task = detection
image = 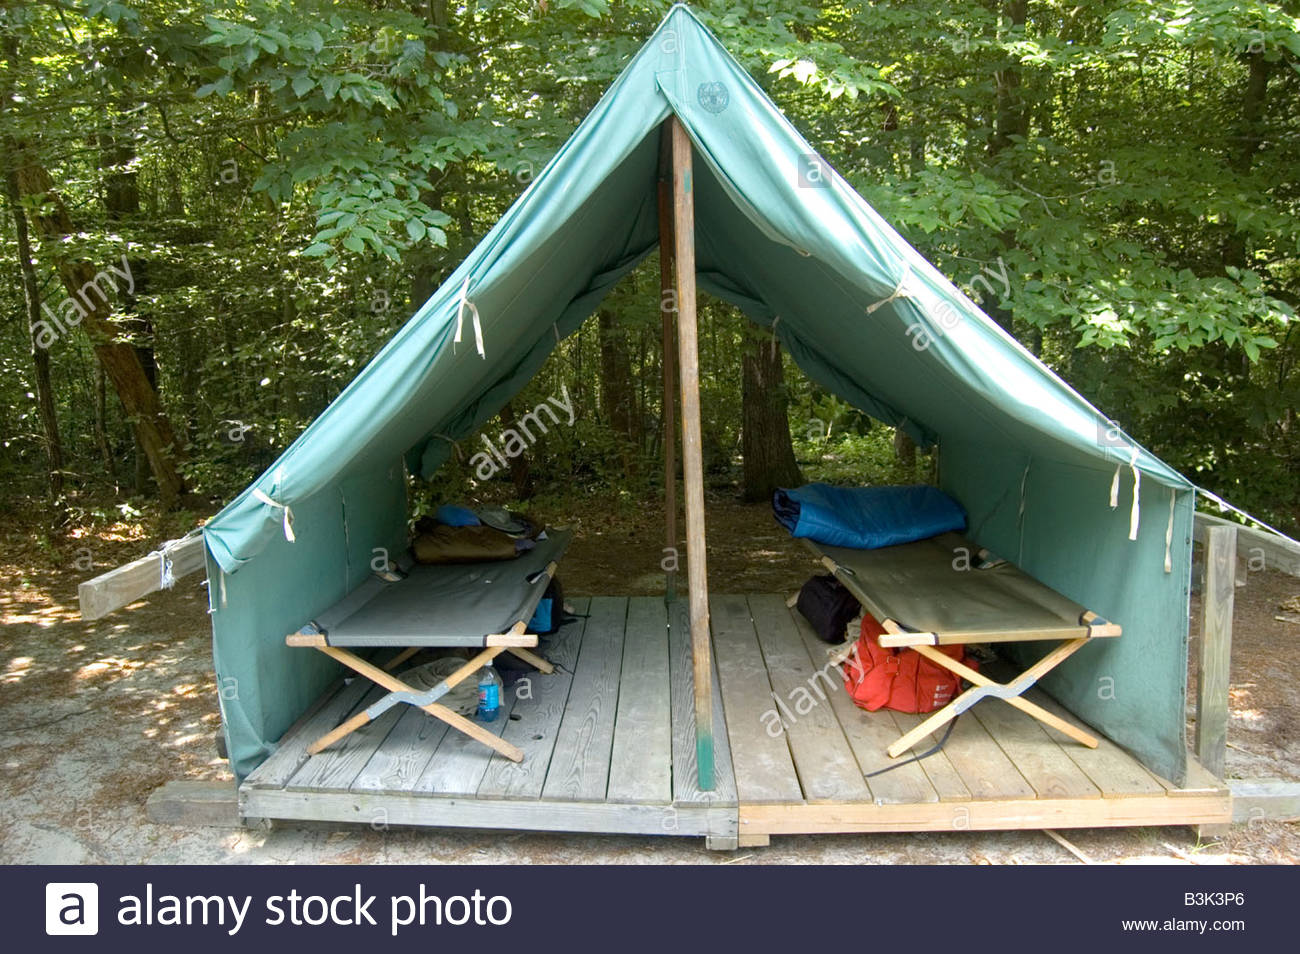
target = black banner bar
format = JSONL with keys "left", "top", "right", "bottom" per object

{"left": 10, "top": 864, "right": 1291, "bottom": 952}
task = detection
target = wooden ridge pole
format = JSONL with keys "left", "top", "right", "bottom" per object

{"left": 669, "top": 115, "right": 713, "bottom": 791}
{"left": 657, "top": 123, "right": 679, "bottom": 603}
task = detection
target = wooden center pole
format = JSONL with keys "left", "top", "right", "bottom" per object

{"left": 669, "top": 116, "right": 713, "bottom": 791}
{"left": 657, "top": 123, "right": 679, "bottom": 603}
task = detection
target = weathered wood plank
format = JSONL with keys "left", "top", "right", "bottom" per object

{"left": 411, "top": 690, "right": 517, "bottom": 796}
{"left": 79, "top": 532, "right": 207, "bottom": 620}
{"left": 351, "top": 701, "right": 449, "bottom": 793}
{"left": 244, "top": 676, "right": 370, "bottom": 790}
{"left": 241, "top": 788, "right": 730, "bottom": 837}
{"left": 1196, "top": 524, "right": 1236, "bottom": 779}
{"left": 972, "top": 696, "right": 1102, "bottom": 799}
{"left": 147, "top": 780, "right": 239, "bottom": 828}
{"left": 657, "top": 125, "right": 678, "bottom": 602}
{"left": 1194, "top": 511, "right": 1300, "bottom": 578}
{"left": 288, "top": 686, "right": 403, "bottom": 791}
{"left": 929, "top": 710, "right": 1035, "bottom": 800}
{"left": 1231, "top": 778, "right": 1300, "bottom": 821}
{"left": 789, "top": 611, "right": 940, "bottom": 805}
{"left": 887, "top": 711, "right": 972, "bottom": 801}
{"left": 1021, "top": 687, "right": 1167, "bottom": 797}
{"left": 670, "top": 115, "right": 714, "bottom": 792}
{"left": 740, "top": 790, "right": 1231, "bottom": 835}
{"left": 669, "top": 597, "right": 738, "bottom": 805}
{"left": 476, "top": 599, "right": 587, "bottom": 799}
{"left": 541, "top": 597, "right": 627, "bottom": 801}
{"left": 1160, "top": 756, "right": 1230, "bottom": 797}
{"left": 747, "top": 594, "right": 870, "bottom": 803}
{"left": 607, "top": 597, "right": 672, "bottom": 804}
{"left": 707, "top": 594, "right": 800, "bottom": 804}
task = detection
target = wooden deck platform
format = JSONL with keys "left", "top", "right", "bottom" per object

{"left": 241, "top": 594, "right": 1231, "bottom": 845}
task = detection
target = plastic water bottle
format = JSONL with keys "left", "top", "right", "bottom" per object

{"left": 477, "top": 662, "right": 502, "bottom": 722}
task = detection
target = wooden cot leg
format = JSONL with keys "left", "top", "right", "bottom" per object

{"left": 307, "top": 646, "right": 525, "bottom": 762}
{"left": 887, "top": 689, "right": 969, "bottom": 758}
{"left": 918, "top": 639, "right": 1097, "bottom": 747}
{"left": 886, "top": 638, "right": 1098, "bottom": 758}
{"left": 309, "top": 645, "right": 508, "bottom": 755}
{"left": 382, "top": 646, "right": 421, "bottom": 672}
{"left": 505, "top": 646, "right": 554, "bottom": 674}
{"left": 309, "top": 709, "right": 373, "bottom": 754}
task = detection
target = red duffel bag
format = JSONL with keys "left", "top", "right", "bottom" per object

{"left": 842, "top": 613, "right": 977, "bottom": 713}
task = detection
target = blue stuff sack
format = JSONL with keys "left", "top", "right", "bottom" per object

{"left": 527, "top": 577, "right": 565, "bottom": 635}
{"left": 435, "top": 504, "right": 480, "bottom": 527}
{"left": 772, "top": 483, "right": 966, "bottom": 550}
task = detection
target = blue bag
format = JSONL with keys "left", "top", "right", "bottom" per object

{"left": 772, "top": 483, "right": 966, "bottom": 550}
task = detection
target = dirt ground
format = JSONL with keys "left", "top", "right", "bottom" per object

{"left": 1, "top": 492, "right": 1297, "bottom": 865}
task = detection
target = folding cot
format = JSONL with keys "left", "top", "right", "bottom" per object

{"left": 805, "top": 531, "right": 1121, "bottom": 757}
{"left": 286, "top": 528, "right": 572, "bottom": 762}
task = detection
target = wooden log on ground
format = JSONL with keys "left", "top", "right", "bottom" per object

{"left": 146, "top": 780, "right": 240, "bottom": 828}
{"left": 1230, "top": 778, "right": 1300, "bottom": 822}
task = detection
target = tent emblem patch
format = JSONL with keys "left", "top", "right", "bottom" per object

{"left": 697, "top": 81, "right": 729, "bottom": 113}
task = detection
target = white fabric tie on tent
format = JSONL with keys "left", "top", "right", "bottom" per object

{"left": 1107, "top": 445, "right": 1141, "bottom": 541}
{"left": 455, "top": 277, "right": 486, "bottom": 358}
{"left": 1165, "top": 489, "right": 1175, "bottom": 573}
{"left": 866, "top": 265, "right": 912, "bottom": 314}
{"left": 1128, "top": 445, "right": 1141, "bottom": 541}
{"left": 252, "top": 489, "right": 295, "bottom": 542}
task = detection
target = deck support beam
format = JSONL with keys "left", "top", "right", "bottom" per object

{"left": 657, "top": 123, "right": 679, "bottom": 604}
{"left": 668, "top": 115, "right": 713, "bottom": 791}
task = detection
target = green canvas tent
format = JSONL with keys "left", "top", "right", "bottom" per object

{"left": 203, "top": 4, "right": 1196, "bottom": 787}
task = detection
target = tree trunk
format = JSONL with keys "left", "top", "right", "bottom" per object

{"left": 101, "top": 127, "right": 161, "bottom": 494}
{"left": 1222, "top": 50, "right": 1270, "bottom": 269}
{"left": 92, "top": 357, "right": 117, "bottom": 484}
{"left": 983, "top": 0, "right": 1030, "bottom": 334}
{"left": 1, "top": 35, "right": 63, "bottom": 501}
{"left": 893, "top": 428, "right": 917, "bottom": 476}
{"left": 741, "top": 333, "right": 802, "bottom": 502}
{"left": 598, "top": 308, "right": 639, "bottom": 478}
{"left": 14, "top": 159, "right": 186, "bottom": 506}
{"left": 4, "top": 165, "right": 65, "bottom": 500}
{"left": 497, "top": 401, "right": 533, "bottom": 498}
{"left": 987, "top": 1, "right": 1030, "bottom": 158}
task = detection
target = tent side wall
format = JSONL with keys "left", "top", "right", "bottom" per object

{"left": 209, "top": 459, "right": 408, "bottom": 780}
{"left": 940, "top": 438, "right": 1194, "bottom": 784}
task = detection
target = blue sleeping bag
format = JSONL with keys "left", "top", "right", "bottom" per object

{"left": 772, "top": 483, "right": 966, "bottom": 550}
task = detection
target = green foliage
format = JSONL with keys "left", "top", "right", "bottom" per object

{"left": 0, "top": 0, "right": 1298, "bottom": 533}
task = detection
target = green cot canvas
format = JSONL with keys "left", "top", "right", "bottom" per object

{"left": 203, "top": 5, "right": 1196, "bottom": 785}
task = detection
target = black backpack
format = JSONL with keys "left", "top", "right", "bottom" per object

{"left": 796, "top": 574, "right": 859, "bottom": 644}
